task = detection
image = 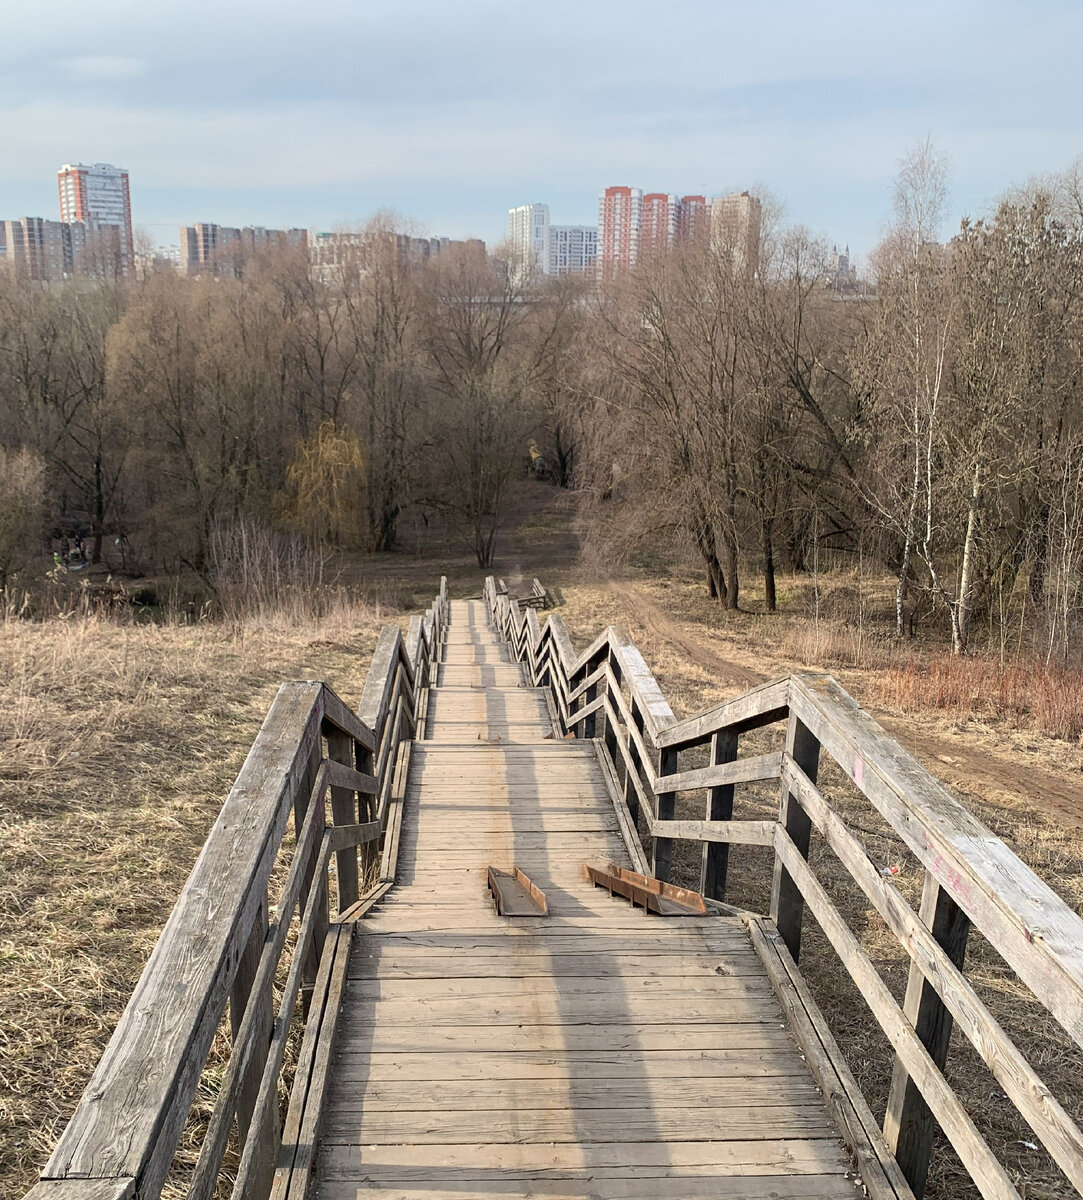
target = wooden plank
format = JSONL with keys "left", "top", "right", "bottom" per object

{"left": 656, "top": 678, "right": 791, "bottom": 748}
{"left": 781, "top": 757, "right": 1083, "bottom": 1197}
{"left": 769, "top": 714, "right": 820, "bottom": 963}
{"left": 327, "top": 820, "right": 382, "bottom": 852}
{"left": 348, "top": 921, "right": 749, "bottom": 942}
{"left": 271, "top": 921, "right": 352, "bottom": 1200}
{"left": 43, "top": 681, "right": 328, "bottom": 1196}
{"left": 748, "top": 915, "right": 915, "bottom": 1200}
{"left": 315, "top": 1179, "right": 858, "bottom": 1200}
{"left": 346, "top": 951, "right": 767, "bottom": 980}
{"left": 379, "top": 741, "right": 411, "bottom": 883}
{"left": 487, "top": 866, "right": 548, "bottom": 916}
{"left": 703, "top": 729, "right": 738, "bottom": 901}
{"left": 345, "top": 976, "right": 776, "bottom": 1002}
{"left": 232, "top": 836, "right": 334, "bottom": 1199}
{"left": 228, "top": 897, "right": 271, "bottom": 1159}
{"left": 773, "top": 828, "right": 1021, "bottom": 1200}
{"left": 323, "top": 757, "right": 378, "bottom": 796}
{"left": 602, "top": 666, "right": 659, "bottom": 789}
{"left": 326, "top": 730, "right": 360, "bottom": 909}
{"left": 609, "top": 630, "right": 677, "bottom": 742}
{"left": 884, "top": 874, "right": 971, "bottom": 1200}
{"left": 319, "top": 1138, "right": 850, "bottom": 1177}
{"left": 336, "top": 992, "right": 785, "bottom": 1029}
{"left": 789, "top": 672, "right": 1083, "bottom": 1048}
{"left": 330, "top": 1047, "right": 817, "bottom": 1082}
{"left": 653, "top": 750, "right": 783, "bottom": 794}
{"left": 187, "top": 757, "right": 331, "bottom": 1200}
{"left": 591, "top": 738, "right": 649, "bottom": 875}
{"left": 322, "top": 1103, "right": 840, "bottom": 1144}
{"left": 328, "top": 1076, "right": 820, "bottom": 1110}
{"left": 24, "top": 1184, "right": 135, "bottom": 1200}
{"left": 319, "top": 686, "right": 377, "bottom": 751}
{"left": 400, "top": 835, "right": 626, "bottom": 854}
{"left": 357, "top": 626, "right": 408, "bottom": 743}
{"left": 650, "top": 819, "right": 776, "bottom": 846}
{"left": 337, "top": 880, "right": 394, "bottom": 924}
{"left": 653, "top": 744, "right": 678, "bottom": 882}
{"left": 332, "top": 1023, "right": 801, "bottom": 1055}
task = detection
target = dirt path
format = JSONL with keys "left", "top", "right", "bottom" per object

{"left": 611, "top": 582, "right": 1083, "bottom": 831}
{"left": 614, "top": 580, "right": 763, "bottom": 691}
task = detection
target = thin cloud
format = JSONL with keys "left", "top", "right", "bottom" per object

{"left": 58, "top": 55, "right": 150, "bottom": 81}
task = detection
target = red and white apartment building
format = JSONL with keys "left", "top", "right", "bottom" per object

{"left": 57, "top": 162, "right": 134, "bottom": 273}
{"left": 597, "top": 187, "right": 724, "bottom": 275}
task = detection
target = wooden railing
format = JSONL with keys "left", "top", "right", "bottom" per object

{"left": 25, "top": 579, "right": 448, "bottom": 1200}
{"left": 485, "top": 577, "right": 1083, "bottom": 1200}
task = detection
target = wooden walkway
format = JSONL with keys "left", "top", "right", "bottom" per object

{"left": 315, "top": 599, "right": 860, "bottom": 1199}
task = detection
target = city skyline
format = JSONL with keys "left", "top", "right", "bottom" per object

{"left": 3, "top": 2, "right": 1083, "bottom": 262}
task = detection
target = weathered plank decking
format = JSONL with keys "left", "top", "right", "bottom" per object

{"left": 315, "top": 599, "right": 861, "bottom": 1199}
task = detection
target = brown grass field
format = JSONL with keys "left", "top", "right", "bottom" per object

{"left": 2, "top": 485, "right": 1082, "bottom": 1199}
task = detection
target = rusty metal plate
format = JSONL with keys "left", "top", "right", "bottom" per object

{"left": 584, "top": 860, "right": 708, "bottom": 916}
{"left": 487, "top": 865, "right": 549, "bottom": 917}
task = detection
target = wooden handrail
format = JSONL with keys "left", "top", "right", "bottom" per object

{"left": 485, "top": 575, "right": 1083, "bottom": 1200}
{"left": 26, "top": 579, "right": 449, "bottom": 1200}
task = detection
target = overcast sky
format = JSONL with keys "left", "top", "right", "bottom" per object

{"left": 3, "top": 0, "right": 1082, "bottom": 262}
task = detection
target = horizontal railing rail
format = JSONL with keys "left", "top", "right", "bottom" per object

{"left": 25, "top": 578, "right": 448, "bottom": 1200}
{"left": 485, "top": 576, "right": 1083, "bottom": 1200}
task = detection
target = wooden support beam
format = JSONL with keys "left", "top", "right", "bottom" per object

{"left": 624, "top": 696, "right": 645, "bottom": 829}
{"left": 325, "top": 730, "right": 359, "bottom": 911}
{"left": 229, "top": 896, "right": 271, "bottom": 1155}
{"left": 702, "top": 730, "right": 738, "bottom": 901}
{"left": 652, "top": 745, "right": 678, "bottom": 882}
{"left": 883, "top": 874, "right": 971, "bottom": 1200}
{"left": 770, "top": 715, "right": 820, "bottom": 963}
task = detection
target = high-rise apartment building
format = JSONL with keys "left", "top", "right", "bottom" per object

{"left": 507, "top": 204, "right": 550, "bottom": 277}
{"left": 0, "top": 216, "right": 86, "bottom": 280}
{"left": 597, "top": 186, "right": 642, "bottom": 276}
{"left": 710, "top": 191, "right": 762, "bottom": 270}
{"left": 598, "top": 188, "right": 719, "bottom": 273}
{"left": 180, "top": 223, "right": 307, "bottom": 275}
{"left": 640, "top": 193, "right": 679, "bottom": 257}
{"left": 677, "top": 195, "right": 709, "bottom": 243}
{"left": 548, "top": 225, "right": 597, "bottom": 275}
{"left": 58, "top": 163, "right": 133, "bottom": 273}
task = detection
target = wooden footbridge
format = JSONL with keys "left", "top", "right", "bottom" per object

{"left": 25, "top": 580, "right": 1083, "bottom": 1200}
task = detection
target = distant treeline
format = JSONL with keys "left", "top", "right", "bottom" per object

{"left": 2, "top": 150, "right": 1083, "bottom": 658}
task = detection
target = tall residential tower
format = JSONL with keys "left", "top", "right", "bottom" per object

{"left": 57, "top": 162, "right": 133, "bottom": 274}
{"left": 597, "top": 186, "right": 642, "bottom": 277}
{"left": 507, "top": 203, "right": 550, "bottom": 278}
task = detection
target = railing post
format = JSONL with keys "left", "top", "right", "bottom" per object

{"left": 583, "top": 648, "right": 606, "bottom": 739}
{"left": 883, "top": 872, "right": 972, "bottom": 1199}
{"left": 701, "top": 729, "right": 738, "bottom": 901}
{"left": 770, "top": 714, "right": 820, "bottom": 962}
{"left": 624, "top": 696, "right": 645, "bottom": 829}
{"left": 325, "top": 728, "right": 360, "bottom": 909}
{"left": 604, "top": 651, "right": 621, "bottom": 764}
{"left": 230, "top": 895, "right": 272, "bottom": 1154}
{"left": 653, "top": 744, "right": 678, "bottom": 882}
{"left": 295, "top": 736, "right": 324, "bottom": 1010}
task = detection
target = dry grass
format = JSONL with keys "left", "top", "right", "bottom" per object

{"left": 879, "top": 655, "right": 1083, "bottom": 744}
{"left": 554, "top": 567, "right": 1083, "bottom": 1200}
{"left": 0, "top": 601, "right": 391, "bottom": 1197}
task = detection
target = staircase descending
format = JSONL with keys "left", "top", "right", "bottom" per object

{"left": 314, "top": 599, "right": 860, "bottom": 1199}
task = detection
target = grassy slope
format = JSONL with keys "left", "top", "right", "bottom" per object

{"left": 0, "top": 609, "right": 387, "bottom": 1193}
